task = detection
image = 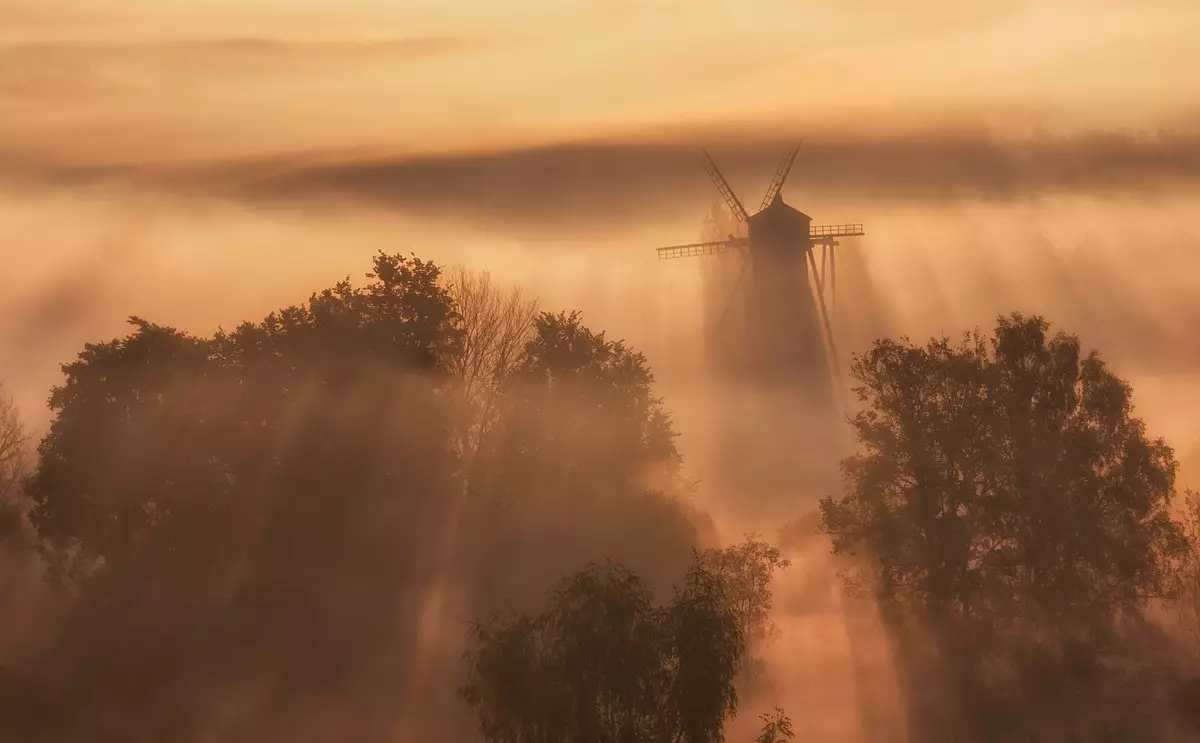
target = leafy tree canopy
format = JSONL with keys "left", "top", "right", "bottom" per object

{"left": 752, "top": 708, "right": 795, "bottom": 743}
{"left": 697, "top": 535, "right": 790, "bottom": 661}
{"left": 28, "top": 252, "right": 459, "bottom": 573}
{"left": 461, "top": 544, "right": 769, "bottom": 743}
{"left": 19, "top": 252, "right": 464, "bottom": 741}
{"left": 821, "top": 313, "right": 1187, "bottom": 654}
{"left": 10, "top": 253, "right": 709, "bottom": 742}
{"left": 465, "top": 310, "right": 703, "bottom": 611}
{"left": 495, "top": 310, "right": 681, "bottom": 488}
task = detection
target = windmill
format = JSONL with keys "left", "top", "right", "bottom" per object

{"left": 655, "top": 141, "right": 864, "bottom": 421}
{"left": 658, "top": 145, "right": 888, "bottom": 740}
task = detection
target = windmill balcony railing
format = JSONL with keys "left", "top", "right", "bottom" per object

{"left": 809, "top": 224, "right": 864, "bottom": 238}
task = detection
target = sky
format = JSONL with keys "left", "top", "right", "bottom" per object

{"left": 3, "top": 5, "right": 1200, "bottom": 737}
{"left": 2, "top": 0, "right": 1200, "bottom": 449}
{"left": 3, "top": 0, "right": 1200, "bottom": 170}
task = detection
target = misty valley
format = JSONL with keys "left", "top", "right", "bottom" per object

{"left": 1, "top": 241, "right": 1200, "bottom": 742}
{"left": 3, "top": 4, "right": 1200, "bottom": 738}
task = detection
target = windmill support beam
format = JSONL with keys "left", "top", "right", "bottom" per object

{"left": 830, "top": 242, "right": 837, "bottom": 319}
{"left": 806, "top": 248, "right": 849, "bottom": 416}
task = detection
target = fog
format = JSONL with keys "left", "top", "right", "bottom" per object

{"left": 3, "top": 158, "right": 1200, "bottom": 739}
{"left": 5, "top": 172, "right": 1200, "bottom": 454}
{"left": 3, "top": 0, "right": 1200, "bottom": 736}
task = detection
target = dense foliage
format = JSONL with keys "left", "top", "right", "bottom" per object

{"left": 5, "top": 252, "right": 1200, "bottom": 743}
{"left": 821, "top": 313, "right": 1192, "bottom": 739}
{"left": 464, "top": 310, "right": 703, "bottom": 612}
{"left": 461, "top": 550, "right": 754, "bottom": 743}
{"left": 1, "top": 254, "right": 708, "bottom": 742}
{"left": 17, "top": 253, "right": 462, "bottom": 740}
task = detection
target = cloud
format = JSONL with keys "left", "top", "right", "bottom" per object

{"left": 0, "top": 36, "right": 488, "bottom": 101}
{"left": 4, "top": 128, "right": 1199, "bottom": 235}
{"left": 0, "top": 35, "right": 482, "bottom": 61}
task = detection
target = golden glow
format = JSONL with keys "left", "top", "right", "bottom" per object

{"left": 2, "top": 0, "right": 1198, "bottom": 166}
{"left": 3, "top": 5, "right": 1200, "bottom": 737}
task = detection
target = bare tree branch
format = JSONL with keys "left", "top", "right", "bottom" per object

{"left": 443, "top": 266, "right": 538, "bottom": 461}
{"left": 0, "top": 381, "right": 29, "bottom": 542}
{"left": 0, "top": 383, "right": 25, "bottom": 500}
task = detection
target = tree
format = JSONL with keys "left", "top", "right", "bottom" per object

{"left": 29, "top": 252, "right": 460, "bottom": 580}
{"left": 443, "top": 265, "right": 538, "bottom": 464}
{"left": 460, "top": 549, "right": 747, "bottom": 743}
{"left": 490, "top": 310, "right": 683, "bottom": 494}
{"left": 14, "top": 253, "right": 721, "bottom": 742}
{"left": 820, "top": 313, "right": 1188, "bottom": 736}
{"left": 698, "top": 535, "right": 790, "bottom": 675}
{"left": 699, "top": 198, "right": 747, "bottom": 244}
{"left": 1176, "top": 489, "right": 1200, "bottom": 651}
{"left": 27, "top": 318, "right": 219, "bottom": 584}
{"left": 21, "top": 252, "right": 465, "bottom": 742}
{"left": 1177, "top": 675, "right": 1200, "bottom": 733}
{"left": 752, "top": 707, "right": 795, "bottom": 743}
{"left": 463, "top": 311, "right": 703, "bottom": 612}
{"left": 0, "top": 383, "right": 27, "bottom": 543}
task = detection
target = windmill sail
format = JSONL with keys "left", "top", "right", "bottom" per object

{"left": 760, "top": 140, "right": 802, "bottom": 211}
{"left": 700, "top": 150, "right": 750, "bottom": 223}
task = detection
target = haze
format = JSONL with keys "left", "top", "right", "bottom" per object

{"left": 2, "top": 2, "right": 1200, "bottom": 740}
{"left": 4, "top": 0, "right": 1200, "bottom": 162}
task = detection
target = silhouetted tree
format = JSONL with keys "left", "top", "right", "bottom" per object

{"left": 508, "top": 310, "right": 681, "bottom": 480}
{"left": 1177, "top": 675, "right": 1200, "bottom": 733}
{"left": 1176, "top": 490, "right": 1200, "bottom": 652}
{"left": 12, "top": 253, "right": 721, "bottom": 742}
{"left": 464, "top": 311, "right": 703, "bottom": 612}
{"left": 699, "top": 198, "right": 747, "bottom": 245}
{"left": 443, "top": 265, "right": 538, "bottom": 464}
{"left": 0, "top": 383, "right": 27, "bottom": 544}
{"left": 752, "top": 707, "right": 795, "bottom": 743}
{"left": 21, "top": 252, "right": 464, "bottom": 742}
{"left": 0, "top": 383, "right": 48, "bottom": 743}
{"left": 28, "top": 318, "right": 218, "bottom": 585}
{"left": 698, "top": 534, "right": 790, "bottom": 679}
{"left": 461, "top": 549, "right": 748, "bottom": 743}
{"left": 820, "top": 313, "right": 1188, "bottom": 738}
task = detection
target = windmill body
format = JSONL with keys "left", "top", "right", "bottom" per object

{"left": 745, "top": 194, "right": 833, "bottom": 413}
{"left": 656, "top": 142, "right": 863, "bottom": 510}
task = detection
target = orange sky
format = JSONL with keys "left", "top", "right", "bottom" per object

{"left": 3, "top": 0, "right": 1200, "bottom": 462}
{"left": 3, "top": 0, "right": 1199, "bottom": 168}
{"left": 4, "top": 8, "right": 1200, "bottom": 737}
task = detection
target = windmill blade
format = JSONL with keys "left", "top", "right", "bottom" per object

{"left": 700, "top": 150, "right": 750, "bottom": 223}
{"left": 760, "top": 139, "right": 803, "bottom": 211}
{"left": 655, "top": 237, "right": 749, "bottom": 260}
{"left": 805, "top": 249, "right": 850, "bottom": 415}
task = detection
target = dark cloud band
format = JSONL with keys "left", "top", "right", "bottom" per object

{"left": 4, "top": 128, "right": 1200, "bottom": 233}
